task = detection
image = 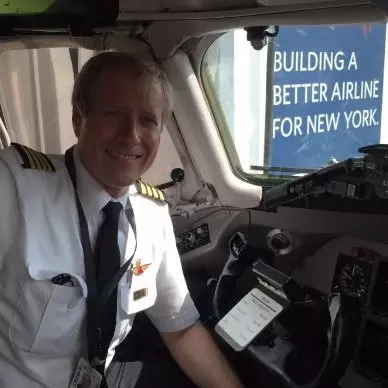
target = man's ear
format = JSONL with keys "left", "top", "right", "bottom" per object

{"left": 72, "top": 106, "right": 82, "bottom": 138}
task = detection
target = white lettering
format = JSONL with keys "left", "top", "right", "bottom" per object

{"left": 344, "top": 109, "right": 379, "bottom": 129}
{"left": 282, "top": 85, "right": 291, "bottom": 105}
{"left": 307, "top": 113, "right": 340, "bottom": 134}
{"left": 274, "top": 51, "right": 282, "bottom": 72}
{"left": 273, "top": 118, "right": 281, "bottom": 139}
{"left": 348, "top": 52, "right": 358, "bottom": 70}
{"left": 331, "top": 82, "right": 341, "bottom": 101}
{"left": 307, "top": 115, "right": 316, "bottom": 134}
{"left": 331, "top": 80, "right": 380, "bottom": 101}
{"left": 273, "top": 117, "right": 304, "bottom": 139}
{"left": 353, "top": 110, "right": 362, "bottom": 129}
{"left": 344, "top": 111, "right": 352, "bottom": 129}
{"left": 326, "top": 112, "right": 341, "bottom": 132}
{"left": 273, "top": 83, "right": 328, "bottom": 105}
{"left": 273, "top": 85, "right": 283, "bottom": 106}
{"left": 373, "top": 80, "right": 380, "bottom": 98}
{"left": 318, "top": 114, "right": 325, "bottom": 133}
{"left": 280, "top": 117, "right": 293, "bottom": 138}
{"left": 294, "top": 116, "right": 303, "bottom": 136}
{"left": 370, "top": 108, "right": 378, "bottom": 126}
{"left": 274, "top": 51, "right": 346, "bottom": 72}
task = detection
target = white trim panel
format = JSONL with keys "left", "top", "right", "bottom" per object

{"left": 162, "top": 51, "right": 262, "bottom": 208}
{"left": 146, "top": 5, "right": 386, "bottom": 57}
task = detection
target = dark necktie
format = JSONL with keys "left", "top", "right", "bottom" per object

{"left": 94, "top": 201, "right": 123, "bottom": 372}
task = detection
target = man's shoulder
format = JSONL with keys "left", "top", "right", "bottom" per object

{"left": 0, "top": 142, "right": 64, "bottom": 173}
{"left": 134, "top": 180, "right": 167, "bottom": 206}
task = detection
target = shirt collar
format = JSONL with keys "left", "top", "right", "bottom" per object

{"left": 73, "top": 147, "right": 131, "bottom": 220}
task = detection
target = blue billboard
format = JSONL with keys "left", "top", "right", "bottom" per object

{"left": 271, "top": 24, "right": 387, "bottom": 170}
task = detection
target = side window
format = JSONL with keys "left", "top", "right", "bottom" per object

{"left": 202, "top": 23, "right": 388, "bottom": 185}
{"left": 142, "top": 127, "right": 183, "bottom": 186}
{"left": 0, "top": 47, "right": 94, "bottom": 153}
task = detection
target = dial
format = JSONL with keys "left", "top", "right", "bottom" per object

{"left": 339, "top": 262, "right": 369, "bottom": 299}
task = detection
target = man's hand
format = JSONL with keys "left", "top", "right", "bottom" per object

{"left": 160, "top": 321, "right": 244, "bottom": 388}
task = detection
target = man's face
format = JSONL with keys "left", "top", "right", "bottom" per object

{"left": 73, "top": 67, "right": 163, "bottom": 197}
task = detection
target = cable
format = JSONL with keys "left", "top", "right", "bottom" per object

{"left": 135, "top": 34, "right": 159, "bottom": 63}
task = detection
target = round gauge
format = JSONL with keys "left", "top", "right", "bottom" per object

{"left": 339, "top": 262, "right": 369, "bottom": 299}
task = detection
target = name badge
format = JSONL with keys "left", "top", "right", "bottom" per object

{"left": 133, "top": 287, "right": 148, "bottom": 301}
{"left": 69, "top": 358, "right": 102, "bottom": 388}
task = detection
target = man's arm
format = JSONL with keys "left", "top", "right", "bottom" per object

{"left": 161, "top": 321, "right": 244, "bottom": 388}
{"left": 146, "top": 206, "right": 243, "bottom": 387}
{"left": 0, "top": 159, "right": 19, "bottom": 264}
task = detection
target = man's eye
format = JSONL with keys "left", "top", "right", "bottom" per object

{"left": 141, "top": 117, "right": 158, "bottom": 127}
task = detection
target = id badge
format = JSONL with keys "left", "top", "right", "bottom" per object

{"left": 69, "top": 358, "right": 102, "bottom": 388}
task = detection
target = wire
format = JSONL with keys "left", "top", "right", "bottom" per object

{"left": 135, "top": 34, "right": 159, "bottom": 62}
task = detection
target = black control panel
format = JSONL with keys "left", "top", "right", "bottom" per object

{"left": 354, "top": 260, "right": 388, "bottom": 386}
{"left": 332, "top": 249, "right": 388, "bottom": 386}
{"left": 370, "top": 261, "right": 388, "bottom": 318}
{"left": 355, "top": 321, "right": 388, "bottom": 385}
{"left": 260, "top": 144, "right": 388, "bottom": 213}
{"left": 176, "top": 224, "right": 211, "bottom": 255}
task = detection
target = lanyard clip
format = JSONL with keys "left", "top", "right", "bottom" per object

{"left": 90, "top": 356, "right": 105, "bottom": 369}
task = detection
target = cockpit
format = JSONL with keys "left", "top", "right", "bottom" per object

{"left": 0, "top": 1, "right": 388, "bottom": 388}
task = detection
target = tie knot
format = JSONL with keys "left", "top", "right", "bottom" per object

{"left": 102, "top": 201, "right": 123, "bottom": 221}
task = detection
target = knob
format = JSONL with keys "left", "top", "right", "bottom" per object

{"left": 267, "top": 229, "right": 294, "bottom": 255}
{"left": 196, "top": 227, "right": 204, "bottom": 235}
{"left": 171, "top": 168, "right": 185, "bottom": 183}
{"left": 272, "top": 235, "right": 289, "bottom": 250}
{"left": 186, "top": 232, "right": 195, "bottom": 242}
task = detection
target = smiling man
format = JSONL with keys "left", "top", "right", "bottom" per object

{"left": 0, "top": 52, "right": 244, "bottom": 388}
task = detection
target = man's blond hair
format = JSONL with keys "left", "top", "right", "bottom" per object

{"left": 71, "top": 51, "right": 174, "bottom": 124}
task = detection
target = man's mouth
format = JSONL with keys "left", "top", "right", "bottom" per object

{"left": 106, "top": 149, "right": 141, "bottom": 160}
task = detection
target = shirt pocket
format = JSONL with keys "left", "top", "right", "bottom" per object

{"left": 119, "top": 263, "right": 157, "bottom": 315}
{"left": 9, "top": 276, "right": 85, "bottom": 356}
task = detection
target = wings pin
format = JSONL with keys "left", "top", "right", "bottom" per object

{"left": 131, "top": 259, "right": 151, "bottom": 276}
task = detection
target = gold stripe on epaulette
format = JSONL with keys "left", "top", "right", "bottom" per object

{"left": 145, "top": 183, "right": 153, "bottom": 197}
{"left": 151, "top": 186, "right": 159, "bottom": 199}
{"left": 11, "top": 142, "right": 56, "bottom": 172}
{"left": 139, "top": 181, "right": 147, "bottom": 195}
{"left": 135, "top": 180, "right": 165, "bottom": 202}
{"left": 21, "top": 145, "right": 38, "bottom": 169}
{"left": 157, "top": 187, "right": 165, "bottom": 201}
{"left": 24, "top": 146, "right": 42, "bottom": 170}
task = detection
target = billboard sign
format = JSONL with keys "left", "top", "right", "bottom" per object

{"left": 271, "top": 24, "right": 387, "bottom": 169}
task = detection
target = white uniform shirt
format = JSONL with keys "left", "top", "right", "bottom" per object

{"left": 0, "top": 145, "right": 199, "bottom": 388}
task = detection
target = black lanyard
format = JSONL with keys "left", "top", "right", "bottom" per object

{"left": 64, "top": 146, "right": 137, "bottom": 368}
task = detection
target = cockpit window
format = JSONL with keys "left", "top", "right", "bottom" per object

{"left": 201, "top": 23, "right": 387, "bottom": 186}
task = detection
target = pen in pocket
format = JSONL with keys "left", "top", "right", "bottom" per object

{"left": 51, "top": 273, "right": 74, "bottom": 287}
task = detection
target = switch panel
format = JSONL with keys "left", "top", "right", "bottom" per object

{"left": 176, "top": 224, "right": 211, "bottom": 254}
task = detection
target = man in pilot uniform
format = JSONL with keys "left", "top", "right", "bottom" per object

{"left": 0, "top": 52, "right": 244, "bottom": 388}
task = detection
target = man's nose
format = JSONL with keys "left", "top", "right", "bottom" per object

{"left": 119, "top": 116, "right": 141, "bottom": 143}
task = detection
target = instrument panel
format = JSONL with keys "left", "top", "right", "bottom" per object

{"left": 332, "top": 253, "right": 373, "bottom": 302}
{"left": 176, "top": 223, "right": 211, "bottom": 255}
{"left": 331, "top": 249, "right": 388, "bottom": 386}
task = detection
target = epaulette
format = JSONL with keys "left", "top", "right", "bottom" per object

{"left": 135, "top": 180, "right": 165, "bottom": 202}
{"left": 11, "top": 142, "right": 56, "bottom": 172}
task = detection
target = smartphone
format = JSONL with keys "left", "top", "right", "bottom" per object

{"left": 215, "top": 287, "right": 286, "bottom": 351}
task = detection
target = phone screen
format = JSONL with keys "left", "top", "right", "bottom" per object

{"left": 215, "top": 287, "right": 285, "bottom": 351}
